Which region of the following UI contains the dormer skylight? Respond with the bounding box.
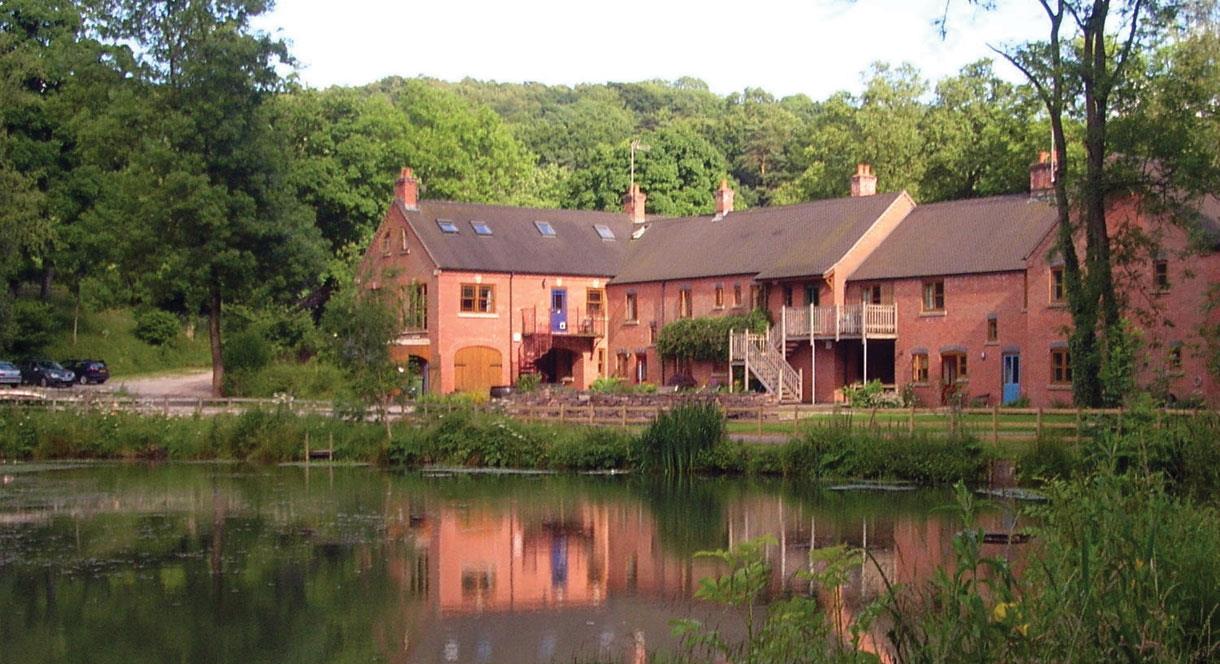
[437,219,459,234]
[594,224,616,241]
[471,220,493,236]
[534,220,557,237]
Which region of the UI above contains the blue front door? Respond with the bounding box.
[550,288,568,333]
[1002,354,1021,405]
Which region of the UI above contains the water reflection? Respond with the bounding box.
[0,465,1024,663]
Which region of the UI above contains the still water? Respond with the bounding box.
[0,463,1023,663]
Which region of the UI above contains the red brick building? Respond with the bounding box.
[357,169,632,395]
[361,163,1219,406]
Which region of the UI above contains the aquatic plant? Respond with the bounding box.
[638,401,725,476]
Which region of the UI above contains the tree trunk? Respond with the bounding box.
[40,265,54,301]
[209,285,224,397]
[72,285,80,346]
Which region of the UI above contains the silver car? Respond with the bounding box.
[0,361,20,387]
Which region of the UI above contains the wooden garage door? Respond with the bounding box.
[453,346,503,395]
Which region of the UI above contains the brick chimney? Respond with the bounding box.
[623,182,647,224]
[850,163,877,197]
[395,167,419,210]
[1029,151,1054,198]
[714,179,735,218]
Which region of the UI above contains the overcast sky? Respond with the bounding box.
[256,0,1051,99]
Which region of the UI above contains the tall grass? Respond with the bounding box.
[639,401,725,476]
[782,418,986,484]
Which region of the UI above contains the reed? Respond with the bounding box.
[638,401,725,476]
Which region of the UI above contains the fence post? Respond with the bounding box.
[908,406,915,434]
[304,431,310,464]
[992,404,999,445]
[757,405,764,435]
[1036,407,1043,439]
[1076,407,1083,441]
[589,404,595,425]
[621,404,628,428]
[559,403,566,424]
[793,403,800,436]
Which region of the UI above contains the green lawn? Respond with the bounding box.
[41,307,211,378]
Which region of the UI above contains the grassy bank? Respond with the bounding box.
[1,404,1215,491]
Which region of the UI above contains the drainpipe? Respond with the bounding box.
[659,280,666,386]
[509,272,515,384]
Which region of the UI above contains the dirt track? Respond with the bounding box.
[85,370,214,398]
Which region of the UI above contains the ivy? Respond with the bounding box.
[656,310,768,361]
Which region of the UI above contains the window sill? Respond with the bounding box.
[1047,302,1067,309]
[458,312,498,319]
[911,382,930,387]
[919,310,946,318]
[623,320,640,326]
[985,341,999,346]
[1048,383,1072,391]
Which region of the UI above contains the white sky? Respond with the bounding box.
[256,0,1051,99]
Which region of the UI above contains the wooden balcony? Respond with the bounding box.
[782,304,897,340]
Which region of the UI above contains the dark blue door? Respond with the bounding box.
[1002,354,1021,405]
[550,288,568,333]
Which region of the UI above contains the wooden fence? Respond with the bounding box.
[1,391,1213,443]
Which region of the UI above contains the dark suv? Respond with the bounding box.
[20,360,76,387]
[63,359,110,385]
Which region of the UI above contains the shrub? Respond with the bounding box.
[133,309,181,346]
[515,372,541,393]
[7,299,59,355]
[639,401,725,476]
[227,360,350,399]
[665,372,698,389]
[842,379,901,408]
[223,326,274,377]
[590,376,628,393]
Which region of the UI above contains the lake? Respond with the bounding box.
[0,463,1027,663]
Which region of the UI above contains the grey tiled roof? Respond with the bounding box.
[611,193,904,284]
[403,200,633,276]
[849,194,1058,281]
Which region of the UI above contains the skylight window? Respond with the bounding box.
[471,220,493,236]
[436,219,459,234]
[594,224,616,241]
[534,220,557,237]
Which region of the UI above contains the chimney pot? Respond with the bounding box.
[850,163,877,197]
[623,183,647,224]
[395,167,419,209]
[714,179,735,217]
[1029,153,1055,199]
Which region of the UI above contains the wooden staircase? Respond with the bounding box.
[730,327,803,403]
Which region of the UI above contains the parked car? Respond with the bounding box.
[62,359,110,385]
[20,360,75,387]
[0,361,21,388]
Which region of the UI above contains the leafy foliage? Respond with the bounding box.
[132,309,180,346]
[656,310,768,361]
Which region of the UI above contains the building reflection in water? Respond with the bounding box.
[382,487,1025,664]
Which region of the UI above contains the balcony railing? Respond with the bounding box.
[782,304,897,340]
[520,306,605,338]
